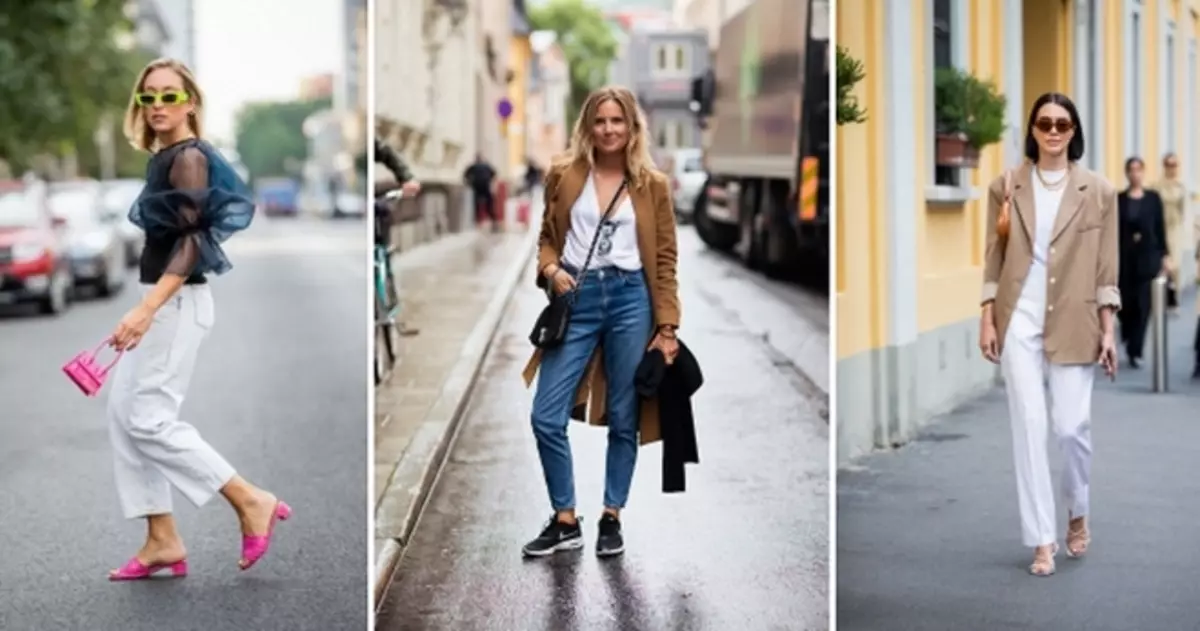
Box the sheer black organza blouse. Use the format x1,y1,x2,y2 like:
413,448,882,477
131,138,255,285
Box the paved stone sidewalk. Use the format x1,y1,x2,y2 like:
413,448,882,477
838,290,1200,630
373,227,532,505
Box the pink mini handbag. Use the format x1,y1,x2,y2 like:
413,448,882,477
62,339,123,397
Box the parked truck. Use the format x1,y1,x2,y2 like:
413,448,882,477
689,0,830,280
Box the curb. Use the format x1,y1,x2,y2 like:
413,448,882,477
372,214,541,608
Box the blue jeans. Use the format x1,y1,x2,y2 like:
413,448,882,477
531,265,653,511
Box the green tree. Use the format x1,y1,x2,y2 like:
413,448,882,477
233,98,331,182
0,0,145,172
835,46,867,126
528,0,618,128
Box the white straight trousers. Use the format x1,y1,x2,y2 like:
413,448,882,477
105,284,237,519
1001,311,1095,548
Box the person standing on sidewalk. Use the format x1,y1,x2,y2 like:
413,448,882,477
979,92,1120,577
463,153,499,232
1151,153,1186,315
1117,157,1170,368
105,58,291,581
520,85,681,558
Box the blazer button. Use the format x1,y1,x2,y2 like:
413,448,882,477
1048,305,1054,312
1049,277,1056,284
1050,247,1056,255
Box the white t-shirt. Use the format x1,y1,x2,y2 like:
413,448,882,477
1014,166,1068,331
561,172,643,272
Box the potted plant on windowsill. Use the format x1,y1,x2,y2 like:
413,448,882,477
836,46,868,126
933,67,1006,169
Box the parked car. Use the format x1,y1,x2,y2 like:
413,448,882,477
101,179,145,267
0,183,74,314
665,148,707,224
48,182,126,297
255,177,300,216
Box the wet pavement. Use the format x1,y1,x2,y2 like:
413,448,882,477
838,291,1200,631
376,227,830,631
0,217,368,631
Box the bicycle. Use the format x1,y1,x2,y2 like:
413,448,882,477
374,188,415,385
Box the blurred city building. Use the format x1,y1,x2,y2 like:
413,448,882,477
505,0,534,180
296,0,366,217
671,0,753,50
605,7,707,166
154,0,198,69
376,0,529,239
525,30,571,167
836,0,1200,463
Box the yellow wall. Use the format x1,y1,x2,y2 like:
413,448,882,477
838,0,1200,360
835,0,888,359
507,35,532,178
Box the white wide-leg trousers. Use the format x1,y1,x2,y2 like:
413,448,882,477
105,284,237,519
1001,314,1095,548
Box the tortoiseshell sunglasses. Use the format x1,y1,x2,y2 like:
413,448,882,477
135,90,190,107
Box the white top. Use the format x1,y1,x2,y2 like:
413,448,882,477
560,172,643,272
1014,166,1068,332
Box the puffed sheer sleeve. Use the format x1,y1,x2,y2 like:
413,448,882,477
164,147,207,277
129,141,255,277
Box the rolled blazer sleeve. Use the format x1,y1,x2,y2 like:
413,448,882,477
652,174,681,327
1096,182,1121,309
981,175,1006,305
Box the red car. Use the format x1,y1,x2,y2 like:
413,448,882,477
0,183,74,314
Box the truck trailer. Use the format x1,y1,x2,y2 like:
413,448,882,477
689,0,830,280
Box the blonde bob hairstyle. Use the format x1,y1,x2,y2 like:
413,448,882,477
122,58,204,153
553,85,659,190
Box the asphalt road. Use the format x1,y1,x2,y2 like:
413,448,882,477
837,291,1200,631
0,216,368,631
376,227,831,631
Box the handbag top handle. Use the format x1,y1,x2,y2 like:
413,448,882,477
562,177,628,298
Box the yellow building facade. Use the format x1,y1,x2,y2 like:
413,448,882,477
837,0,1200,464
507,34,533,180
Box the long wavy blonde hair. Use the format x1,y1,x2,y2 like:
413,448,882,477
554,85,658,190
122,58,205,153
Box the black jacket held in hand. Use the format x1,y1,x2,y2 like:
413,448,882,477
635,340,703,493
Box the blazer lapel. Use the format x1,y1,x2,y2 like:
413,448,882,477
1012,163,1036,244
1050,167,1088,243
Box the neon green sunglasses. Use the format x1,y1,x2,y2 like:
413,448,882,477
135,90,191,107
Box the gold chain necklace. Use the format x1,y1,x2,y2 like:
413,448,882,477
1034,165,1070,191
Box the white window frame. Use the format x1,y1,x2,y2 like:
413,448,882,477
1161,1,1177,157
1190,34,1198,189
1074,0,1105,171
925,0,971,200
1125,0,1146,157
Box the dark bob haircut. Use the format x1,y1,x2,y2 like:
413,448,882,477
1024,92,1085,162
1125,156,1145,173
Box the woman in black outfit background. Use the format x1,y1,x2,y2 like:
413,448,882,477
1117,156,1170,368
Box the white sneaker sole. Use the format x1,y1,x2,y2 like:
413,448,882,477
522,536,584,558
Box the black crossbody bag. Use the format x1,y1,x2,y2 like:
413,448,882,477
529,179,628,349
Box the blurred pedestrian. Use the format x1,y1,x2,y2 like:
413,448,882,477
106,58,291,581
979,92,1119,576
520,85,681,558
463,153,499,232
1151,152,1186,314
523,157,543,197
1117,156,1169,368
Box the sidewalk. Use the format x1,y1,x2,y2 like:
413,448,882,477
837,290,1200,630
373,201,540,604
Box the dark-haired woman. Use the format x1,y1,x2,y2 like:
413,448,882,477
1117,157,1170,368
979,92,1119,576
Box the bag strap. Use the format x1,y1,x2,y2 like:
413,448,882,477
568,178,627,298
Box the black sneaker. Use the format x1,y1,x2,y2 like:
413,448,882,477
596,513,624,557
521,515,583,557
